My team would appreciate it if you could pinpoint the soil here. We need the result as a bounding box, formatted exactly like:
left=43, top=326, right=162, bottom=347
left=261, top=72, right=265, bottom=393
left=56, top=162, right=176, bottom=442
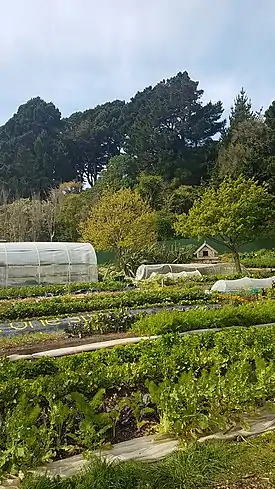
left=0, top=331, right=137, bottom=357
left=216, top=476, right=274, bottom=489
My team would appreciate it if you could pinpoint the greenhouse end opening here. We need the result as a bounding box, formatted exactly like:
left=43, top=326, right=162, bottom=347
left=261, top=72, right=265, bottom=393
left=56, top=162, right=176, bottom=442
left=0, top=242, right=98, bottom=287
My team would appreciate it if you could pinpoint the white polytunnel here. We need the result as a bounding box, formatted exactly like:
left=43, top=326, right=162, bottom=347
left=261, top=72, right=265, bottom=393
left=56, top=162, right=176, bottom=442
left=0, top=242, right=98, bottom=287
left=135, top=263, right=247, bottom=281
left=211, top=276, right=275, bottom=293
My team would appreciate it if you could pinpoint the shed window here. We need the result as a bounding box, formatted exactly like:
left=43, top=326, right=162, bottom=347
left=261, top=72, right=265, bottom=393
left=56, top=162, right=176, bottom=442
left=203, top=250, right=209, bottom=257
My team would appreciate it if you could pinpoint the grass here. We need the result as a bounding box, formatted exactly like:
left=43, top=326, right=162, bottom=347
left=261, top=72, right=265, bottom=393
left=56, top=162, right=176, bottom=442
left=21, top=432, right=275, bottom=488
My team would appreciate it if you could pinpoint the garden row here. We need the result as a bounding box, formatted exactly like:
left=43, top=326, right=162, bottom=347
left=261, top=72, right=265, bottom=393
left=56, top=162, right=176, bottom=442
left=0, top=325, right=274, bottom=474
left=0, top=280, right=130, bottom=301
left=0, top=287, right=209, bottom=321
left=1, top=270, right=273, bottom=301
left=64, top=299, right=275, bottom=338
left=241, top=248, right=275, bottom=268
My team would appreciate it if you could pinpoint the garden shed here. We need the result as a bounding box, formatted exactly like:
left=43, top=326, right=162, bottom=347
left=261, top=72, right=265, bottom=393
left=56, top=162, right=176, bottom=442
left=194, top=242, right=219, bottom=262
left=0, top=242, right=98, bottom=287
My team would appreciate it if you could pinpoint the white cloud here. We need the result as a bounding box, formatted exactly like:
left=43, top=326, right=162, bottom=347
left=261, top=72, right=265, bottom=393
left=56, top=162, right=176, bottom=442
left=0, top=0, right=274, bottom=123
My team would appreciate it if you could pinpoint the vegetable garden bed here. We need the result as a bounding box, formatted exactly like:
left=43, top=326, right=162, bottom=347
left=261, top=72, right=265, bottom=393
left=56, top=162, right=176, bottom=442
left=0, top=287, right=209, bottom=321
left=0, top=325, right=274, bottom=475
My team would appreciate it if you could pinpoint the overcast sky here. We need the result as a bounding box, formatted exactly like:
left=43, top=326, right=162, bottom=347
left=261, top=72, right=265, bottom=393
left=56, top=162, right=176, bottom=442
left=0, top=0, right=274, bottom=124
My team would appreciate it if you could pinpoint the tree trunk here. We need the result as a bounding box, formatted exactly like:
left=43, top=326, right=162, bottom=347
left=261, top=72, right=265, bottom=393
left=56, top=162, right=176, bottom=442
left=232, top=249, right=242, bottom=274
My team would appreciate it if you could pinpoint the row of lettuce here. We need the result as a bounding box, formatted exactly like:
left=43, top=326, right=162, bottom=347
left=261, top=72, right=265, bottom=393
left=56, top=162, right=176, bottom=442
left=0, top=325, right=274, bottom=474
left=64, top=300, right=275, bottom=338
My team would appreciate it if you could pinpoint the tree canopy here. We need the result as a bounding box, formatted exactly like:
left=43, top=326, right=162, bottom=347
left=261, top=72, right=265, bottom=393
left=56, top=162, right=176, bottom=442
left=80, top=188, right=157, bottom=268
left=0, top=72, right=225, bottom=199
left=174, top=177, right=275, bottom=272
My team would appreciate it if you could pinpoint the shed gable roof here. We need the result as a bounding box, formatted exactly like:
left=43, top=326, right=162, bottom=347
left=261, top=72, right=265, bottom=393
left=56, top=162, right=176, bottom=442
left=194, top=241, right=218, bottom=255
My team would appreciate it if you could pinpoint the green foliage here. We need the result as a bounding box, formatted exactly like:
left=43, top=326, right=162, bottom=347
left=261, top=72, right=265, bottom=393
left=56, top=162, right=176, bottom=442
left=166, top=185, right=201, bottom=214
left=0, top=280, right=129, bottom=301
left=65, top=100, right=125, bottom=186
left=0, top=326, right=275, bottom=473
left=240, top=248, right=275, bottom=268
left=64, top=309, right=141, bottom=337
left=56, top=188, right=100, bottom=241
left=0, top=97, right=76, bottom=198
left=98, top=154, right=139, bottom=192
left=0, top=287, right=208, bottom=321
left=132, top=299, right=275, bottom=335
left=126, top=71, right=224, bottom=184
left=80, top=188, right=157, bottom=270
left=175, top=177, right=275, bottom=273
left=229, top=88, right=255, bottom=131
left=135, top=173, right=166, bottom=210
left=217, top=118, right=272, bottom=181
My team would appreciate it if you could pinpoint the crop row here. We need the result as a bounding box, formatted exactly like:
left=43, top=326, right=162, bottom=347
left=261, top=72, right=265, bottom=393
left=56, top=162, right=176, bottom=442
left=0, top=280, right=130, bottom=301
left=0, top=326, right=274, bottom=473
left=0, top=287, right=208, bottom=321
left=63, top=299, right=275, bottom=338
left=132, top=299, right=275, bottom=335
left=1, top=270, right=273, bottom=302
left=240, top=249, right=275, bottom=268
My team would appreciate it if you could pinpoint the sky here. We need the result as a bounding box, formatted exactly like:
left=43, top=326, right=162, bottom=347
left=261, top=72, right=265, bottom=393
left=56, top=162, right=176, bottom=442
left=0, top=0, right=274, bottom=124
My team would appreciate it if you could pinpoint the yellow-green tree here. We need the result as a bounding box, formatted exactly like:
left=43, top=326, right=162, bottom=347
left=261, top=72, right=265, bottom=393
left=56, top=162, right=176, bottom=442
left=80, top=188, right=157, bottom=270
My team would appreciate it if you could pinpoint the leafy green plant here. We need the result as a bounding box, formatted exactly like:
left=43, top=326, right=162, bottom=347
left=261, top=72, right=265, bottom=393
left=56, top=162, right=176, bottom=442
left=0, top=280, right=131, bottom=301
left=64, top=309, right=142, bottom=338
left=0, top=287, right=209, bottom=321
left=0, top=326, right=275, bottom=473
left=132, top=299, right=275, bottom=335
left=241, top=249, right=275, bottom=268
left=70, top=390, right=113, bottom=448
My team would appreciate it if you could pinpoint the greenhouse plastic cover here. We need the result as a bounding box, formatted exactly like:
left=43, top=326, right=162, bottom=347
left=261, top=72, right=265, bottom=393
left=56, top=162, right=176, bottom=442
left=211, top=276, right=275, bottom=293
left=135, top=263, right=246, bottom=281
left=0, top=242, right=98, bottom=287
left=146, top=270, right=202, bottom=281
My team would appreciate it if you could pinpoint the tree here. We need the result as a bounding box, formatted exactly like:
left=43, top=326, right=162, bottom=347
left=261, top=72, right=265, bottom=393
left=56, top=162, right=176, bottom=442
left=64, top=100, right=126, bottom=186
left=56, top=187, right=100, bottom=241
left=216, top=89, right=261, bottom=180
left=174, top=177, right=275, bottom=273
left=229, top=88, right=255, bottom=130
left=216, top=118, right=272, bottom=181
left=125, top=71, right=225, bottom=184
left=166, top=185, right=201, bottom=214
left=136, top=173, right=166, bottom=209
left=80, top=188, right=157, bottom=270
left=0, top=97, right=76, bottom=198
left=97, top=154, right=139, bottom=192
